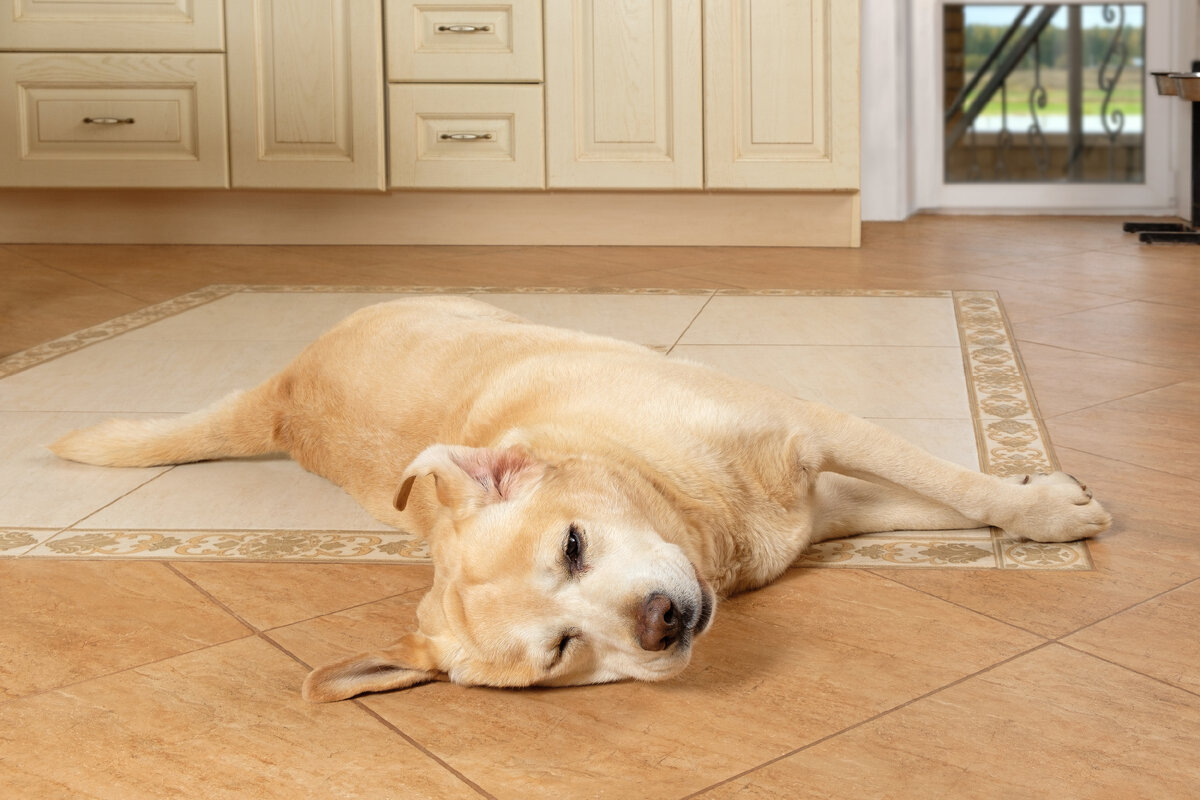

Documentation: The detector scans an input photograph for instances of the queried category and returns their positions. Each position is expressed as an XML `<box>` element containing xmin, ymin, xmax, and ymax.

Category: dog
<box><xmin>50</xmin><ymin>296</ymin><xmax>1111</xmax><ymax>701</ymax></box>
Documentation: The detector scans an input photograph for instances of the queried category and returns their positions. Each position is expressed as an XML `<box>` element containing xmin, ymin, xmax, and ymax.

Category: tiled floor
<box><xmin>1</xmin><ymin>217</ymin><xmax>1198</xmax><ymax>798</ymax></box>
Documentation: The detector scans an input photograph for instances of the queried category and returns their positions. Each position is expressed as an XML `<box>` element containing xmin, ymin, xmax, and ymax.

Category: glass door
<box><xmin>912</xmin><ymin>1</ymin><xmax>1179</xmax><ymax>211</ymax></box>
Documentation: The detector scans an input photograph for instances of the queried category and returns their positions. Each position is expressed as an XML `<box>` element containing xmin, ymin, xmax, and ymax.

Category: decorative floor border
<box><xmin>0</xmin><ymin>286</ymin><xmax>1092</xmax><ymax>570</ymax></box>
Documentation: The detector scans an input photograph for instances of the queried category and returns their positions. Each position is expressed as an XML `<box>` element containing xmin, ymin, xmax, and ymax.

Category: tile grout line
<box><xmin>5</xmin><ymin>245</ymin><xmax>152</xmax><ymax>306</ymax></box>
<box><xmin>1052</xmin><ymin>575</ymin><xmax>1200</xmax><ymax>643</ymax></box>
<box><xmin>260</xmin><ymin>623</ymin><xmax>498</xmax><ymax>800</ymax></box>
<box><xmin>27</xmin><ymin>466</ymin><xmax>181</xmax><ymax>555</ymax></box>
<box><xmin>164</xmin><ymin>562</ymin><xmax>263</xmax><ymax>634</ymax></box>
<box><xmin>1055</xmin><ymin>641</ymin><xmax>1200</xmax><ymax>702</ymax></box>
<box><xmin>678</xmin><ymin>640</ymin><xmax>1060</xmax><ymax>800</ymax></box>
<box><xmin>665</xmin><ymin>290</ymin><xmax>717</xmax><ymax>356</ymax></box>
<box><xmin>351</xmin><ymin>701</ymin><xmax>499</xmax><ymax>800</ymax></box>
<box><xmin>1039</xmin><ymin>374</ymin><xmax>1197</xmax><ymax>422</ymax></box>
<box><xmin>0</xmin><ymin>631</ymin><xmax>252</xmax><ymax>710</ymax></box>
<box><xmin>1053</xmin><ymin>442</ymin><xmax>1200</xmax><ymax>486</ymax></box>
<box><xmin>864</xmin><ymin>569</ymin><xmax>1055</xmax><ymax>641</ymax></box>
<box><xmin>259</xmin><ymin>582</ymin><xmax>433</xmax><ymax>635</ymax></box>
<box><xmin>162</xmin><ymin>565</ymin><xmax>496</xmax><ymax>797</ymax></box>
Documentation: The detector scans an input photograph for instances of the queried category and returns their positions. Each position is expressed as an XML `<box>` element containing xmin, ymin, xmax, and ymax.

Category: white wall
<box><xmin>860</xmin><ymin>0</ymin><xmax>912</xmax><ymax>221</ymax></box>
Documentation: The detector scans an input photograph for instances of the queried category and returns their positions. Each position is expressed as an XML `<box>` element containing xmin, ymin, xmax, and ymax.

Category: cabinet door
<box><xmin>704</xmin><ymin>0</ymin><xmax>859</xmax><ymax>190</ymax></box>
<box><xmin>226</xmin><ymin>0</ymin><xmax>386</xmax><ymax>190</ymax></box>
<box><xmin>545</xmin><ymin>0</ymin><xmax>702</xmax><ymax>189</ymax></box>
<box><xmin>0</xmin><ymin>0</ymin><xmax>224</xmax><ymax>51</ymax></box>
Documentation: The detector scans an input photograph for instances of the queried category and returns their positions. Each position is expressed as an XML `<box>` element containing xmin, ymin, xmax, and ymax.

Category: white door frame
<box><xmin>861</xmin><ymin>0</ymin><xmax>1196</xmax><ymax>218</ymax></box>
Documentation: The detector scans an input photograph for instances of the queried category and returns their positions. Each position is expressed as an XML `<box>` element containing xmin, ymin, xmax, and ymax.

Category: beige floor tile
<box><xmin>1018</xmin><ymin>341</ymin><xmax>1192</xmax><ymax>418</ymax></box>
<box><xmin>0</xmin><ymin>411</ymin><xmax>170</xmax><ymax>528</ymax></box>
<box><xmin>272</xmin><ymin>571</ymin><xmax>1042</xmax><ymax>799</ymax></box>
<box><xmin>480</xmin><ymin>291</ymin><xmax>713</xmax><ymax>346</ymax></box>
<box><xmin>0</xmin><ymin>637</ymin><xmax>479</xmax><ymax>800</ymax></box>
<box><xmin>0</xmin><ymin>561</ymin><xmax>249</xmax><ymax>700</ymax></box>
<box><xmin>118</xmin><ymin>290</ymin><xmax>430</xmax><ymax>342</ymax></box>
<box><xmin>867</xmin><ymin>417</ymin><xmax>980</xmax><ymax>470</ymax></box>
<box><xmin>79</xmin><ymin>457</ymin><xmax>392</xmax><ymax>531</ymax></box>
<box><xmin>0</xmin><ymin>338</ymin><xmax>307</xmax><ymax>412</ymax></box>
<box><xmin>1064</xmin><ymin>579</ymin><xmax>1200</xmax><ymax>696</ymax></box>
<box><xmin>1046</xmin><ymin>380</ymin><xmax>1200</xmax><ymax>477</ymax></box>
<box><xmin>696</xmin><ymin>645</ymin><xmax>1200</xmax><ymax>799</ymax></box>
<box><xmin>679</xmin><ymin>295</ymin><xmax>960</xmax><ymax>346</ymax></box>
<box><xmin>174</xmin><ymin>562</ymin><xmax>433</xmax><ymax>631</ymax></box>
<box><xmin>423</xmin><ymin>246</ymin><xmax>661</xmax><ymax>285</ymax></box>
<box><xmin>672</xmin><ymin>345</ymin><xmax>970</xmax><ymax>419</ymax></box>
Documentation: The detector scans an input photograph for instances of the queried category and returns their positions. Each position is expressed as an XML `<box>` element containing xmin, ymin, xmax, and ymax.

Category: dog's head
<box><xmin>302</xmin><ymin>443</ymin><xmax>716</xmax><ymax>702</ymax></box>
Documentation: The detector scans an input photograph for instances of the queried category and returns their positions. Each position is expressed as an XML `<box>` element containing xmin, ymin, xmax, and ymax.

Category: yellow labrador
<box><xmin>51</xmin><ymin>296</ymin><xmax>1110</xmax><ymax>701</ymax></box>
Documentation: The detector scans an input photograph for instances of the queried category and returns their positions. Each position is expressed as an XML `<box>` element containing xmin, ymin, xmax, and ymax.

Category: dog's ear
<box><xmin>394</xmin><ymin>444</ymin><xmax>545</xmax><ymax>515</ymax></box>
<box><xmin>302</xmin><ymin>632</ymin><xmax>443</xmax><ymax>703</ymax></box>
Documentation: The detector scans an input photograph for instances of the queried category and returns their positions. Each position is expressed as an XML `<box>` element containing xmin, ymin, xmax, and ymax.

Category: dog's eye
<box><xmin>564</xmin><ymin>524</ymin><xmax>585</xmax><ymax>572</ymax></box>
<box><xmin>549</xmin><ymin>628</ymin><xmax>576</xmax><ymax>666</ymax></box>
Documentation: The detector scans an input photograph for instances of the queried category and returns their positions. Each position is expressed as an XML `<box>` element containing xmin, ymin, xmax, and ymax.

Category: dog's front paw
<box><xmin>1000</xmin><ymin>472</ymin><xmax>1112</xmax><ymax>543</ymax></box>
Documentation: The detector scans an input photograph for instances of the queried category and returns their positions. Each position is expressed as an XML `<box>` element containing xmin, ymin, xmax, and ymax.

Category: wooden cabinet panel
<box><xmin>386</xmin><ymin>0</ymin><xmax>543</xmax><ymax>82</ymax></box>
<box><xmin>226</xmin><ymin>0</ymin><xmax>386</xmax><ymax>190</ymax></box>
<box><xmin>389</xmin><ymin>84</ymin><xmax>545</xmax><ymax>189</ymax></box>
<box><xmin>0</xmin><ymin>53</ymin><xmax>228</xmax><ymax>188</ymax></box>
<box><xmin>0</xmin><ymin>0</ymin><xmax>224</xmax><ymax>52</ymax></box>
<box><xmin>545</xmin><ymin>0</ymin><xmax>702</xmax><ymax>189</ymax></box>
<box><xmin>704</xmin><ymin>0</ymin><xmax>859</xmax><ymax>190</ymax></box>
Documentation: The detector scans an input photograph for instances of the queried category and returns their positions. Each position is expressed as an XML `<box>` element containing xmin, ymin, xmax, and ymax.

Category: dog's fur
<box><xmin>51</xmin><ymin>297</ymin><xmax>1111</xmax><ymax>701</ymax></box>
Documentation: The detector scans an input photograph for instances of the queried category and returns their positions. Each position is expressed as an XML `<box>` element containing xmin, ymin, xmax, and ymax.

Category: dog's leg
<box><xmin>810</xmin><ymin>472</ymin><xmax>987</xmax><ymax>542</ymax></box>
<box><xmin>50</xmin><ymin>382</ymin><xmax>282</xmax><ymax>467</ymax></box>
<box><xmin>798</xmin><ymin>403</ymin><xmax>1110</xmax><ymax>543</ymax></box>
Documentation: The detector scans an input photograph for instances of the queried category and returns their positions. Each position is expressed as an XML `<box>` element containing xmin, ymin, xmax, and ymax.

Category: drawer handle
<box><xmin>439</xmin><ymin>133</ymin><xmax>493</xmax><ymax>141</ymax></box>
<box><xmin>436</xmin><ymin>24</ymin><xmax>492</xmax><ymax>33</ymax></box>
<box><xmin>83</xmin><ymin>117</ymin><xmax>135</xmax><ymax>125</ymax></box>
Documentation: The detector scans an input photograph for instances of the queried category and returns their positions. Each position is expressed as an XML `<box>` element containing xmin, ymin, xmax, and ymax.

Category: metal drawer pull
<box><xmin>439</xmin><ymin>132</ymin><xmax>493</xmax><ymax>141</ymax></box>
<box><xmin>83</xmin><ymin>117</ymin><xmax>135</xmax><ymax>125</ymax></box>
<box><xmin>436</xmin><ymin>24</ymin><xmax>491</xmax><ymax>33</ymax></box>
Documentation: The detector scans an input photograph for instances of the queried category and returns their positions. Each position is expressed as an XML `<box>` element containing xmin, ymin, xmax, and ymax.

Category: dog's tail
<box><xmin>50</xmin><ymin>386</ymin><xmax>281</xmax><ymax>468</ymax></box>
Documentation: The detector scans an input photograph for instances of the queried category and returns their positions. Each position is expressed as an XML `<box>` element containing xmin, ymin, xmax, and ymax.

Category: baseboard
<box><xmin>0</xmin><ymin>189</ymin><xmax>861</xmax><ymax>247</ymax></box>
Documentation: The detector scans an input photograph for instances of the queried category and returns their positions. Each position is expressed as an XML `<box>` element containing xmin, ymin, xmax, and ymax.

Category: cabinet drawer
<box><xmin>0</xmin><ymin>54</ymin><xmax>229</xmax><ymax>188</ymax></box>
<box><xmin>0</xmin><ymin>0</ymin><xmax>224</xmax><ymax>52</ymax></box>
<box><xmin>386</xmin><ymin>0</ymin><xmax>542</xmax><ymax>82</ymax></box>
<box><xmin>389</xmin><ymin>84</ymin><xmax>544</xmax><ymax>188</ymax></box>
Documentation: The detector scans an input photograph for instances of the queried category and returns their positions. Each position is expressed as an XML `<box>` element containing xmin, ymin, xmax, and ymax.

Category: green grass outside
<box><xmin>957</xmin><ymin>67</ymin><xmax>1143</xmax><ymax>118</ymax></box>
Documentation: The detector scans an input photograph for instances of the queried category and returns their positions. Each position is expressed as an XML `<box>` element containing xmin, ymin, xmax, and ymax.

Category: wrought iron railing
<box><xmin>944</xmin><ymin>4</ymin><xmax>1143</xmax><ymax>183</ymax></box>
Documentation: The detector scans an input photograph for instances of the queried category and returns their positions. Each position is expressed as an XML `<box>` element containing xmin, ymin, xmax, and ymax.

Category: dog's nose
<box><xmin>637</xmin><ymin>593</ymin><xmax>683</xmax><ymax>651</ymax></box>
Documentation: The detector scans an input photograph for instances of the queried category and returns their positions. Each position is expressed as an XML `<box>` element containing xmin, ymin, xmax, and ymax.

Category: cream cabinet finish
<box><xmin>226</xmin><ymin>0</ymin><xmax>386</xmax><ymax>190</ymax></box>
<box><xmin>386</xmin><ymin>0</ymin><xmax>543</xmax><ymax>82</ymax></box>
<box><xmin>704</xmin><ymin>0</ymin><xmax>859</xmax><ymax>190</ymax></box>
<box><xmin>0</xmin><ymin>53</ymin><xmax>229</xmax><ymax>188</ymax></box>
<box><xmin>0</xmin><ymin>0</ymin><xmax>225</xmax><ymax>52</ymax></box>
<box><xmin>545</xmin><ymin>0</ymin><xmax>703</xmax><ymax>189</ymax></box>
<box><xmin>389</xmin><ymin>84</ymin><xmax>545</xmax><ymax>189</ymax></box>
